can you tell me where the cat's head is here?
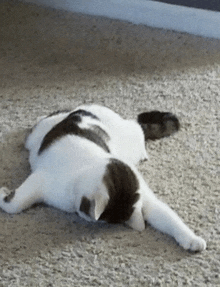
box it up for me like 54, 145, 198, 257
78, 158, 145, 231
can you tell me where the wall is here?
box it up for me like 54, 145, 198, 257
154, 0, 220, 12
21, 0, 220, 39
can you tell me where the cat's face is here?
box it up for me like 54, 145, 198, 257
78, 158, 146, 231
99, 158, 140, 224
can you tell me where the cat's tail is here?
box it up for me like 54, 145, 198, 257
137, 111, 180, 140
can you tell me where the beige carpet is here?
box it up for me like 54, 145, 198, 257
0, 1, 220, 286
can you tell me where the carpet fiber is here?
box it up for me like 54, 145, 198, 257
0, 1, 220, 286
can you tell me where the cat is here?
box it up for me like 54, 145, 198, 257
0, 104, 206, 251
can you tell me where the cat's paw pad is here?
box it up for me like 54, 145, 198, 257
181, 235, 206, 252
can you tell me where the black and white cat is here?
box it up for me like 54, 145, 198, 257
0, 104, 206, 251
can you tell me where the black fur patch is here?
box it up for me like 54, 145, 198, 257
38, 111, 110, 154
138, 111, 180, 140
47, 109, 99, 120
90, 124, 110, 144
80, 196, 91, 216
4, 190, 16, 203
47, 109, 71, 117
71, 109, 99, 120
99, 158, 140, 224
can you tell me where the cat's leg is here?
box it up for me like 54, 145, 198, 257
0, 172, 44, 214
137, 111, 180, 140
143, 196, 206, 251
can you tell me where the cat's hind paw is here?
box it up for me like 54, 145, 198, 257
181, 235, 206, 252
137, 111, 180, 140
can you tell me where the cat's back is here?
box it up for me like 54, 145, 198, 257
76, 104, 147, 164
25, 104, 120, 157
26, 107, 111, 170
26, 104, 147, 170
25, 111, 70, 155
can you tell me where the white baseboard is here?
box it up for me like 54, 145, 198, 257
22, 0, 220, 39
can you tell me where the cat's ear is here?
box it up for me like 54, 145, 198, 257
126, 207, 145, 231
89, 191, 109, 221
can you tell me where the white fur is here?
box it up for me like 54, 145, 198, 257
0, 104, 206, 251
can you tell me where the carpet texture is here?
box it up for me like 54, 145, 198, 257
0, 1, 220, 286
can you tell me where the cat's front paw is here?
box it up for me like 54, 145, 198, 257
180, 234, 206, 252
0, 187, 9, 197
0, 187, 14, 202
